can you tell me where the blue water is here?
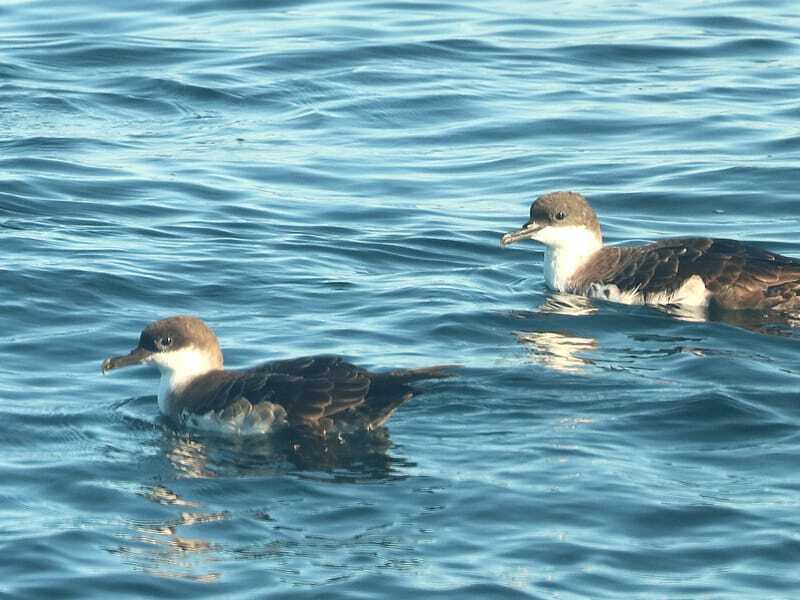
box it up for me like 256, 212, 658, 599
3, 0, 800, 597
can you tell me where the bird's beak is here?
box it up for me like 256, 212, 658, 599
101, 346, 153, 375
500, 221, 544, 247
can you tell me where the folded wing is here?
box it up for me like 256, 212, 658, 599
580, 238, 800, 310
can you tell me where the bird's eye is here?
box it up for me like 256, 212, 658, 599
555, 211, 567, 221
158, 336, 173, 349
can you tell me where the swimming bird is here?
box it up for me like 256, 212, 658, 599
501, 191, 800, 312
101, 316, 451, 437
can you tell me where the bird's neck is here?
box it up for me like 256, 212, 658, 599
543, 228, 603, 291
155, 347, 223, 415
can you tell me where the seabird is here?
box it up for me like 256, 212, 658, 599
501, 191, 800, 311
102, 316, 452, 437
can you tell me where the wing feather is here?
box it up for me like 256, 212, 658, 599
181, 355, 372, 433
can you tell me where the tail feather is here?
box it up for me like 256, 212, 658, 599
347, 365, 457, 430
371, 364, 458, 385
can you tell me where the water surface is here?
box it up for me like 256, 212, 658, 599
2, 1, 800, 598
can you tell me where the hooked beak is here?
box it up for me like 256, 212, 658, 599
101, 346, 153, 375
500, 221, 544, 247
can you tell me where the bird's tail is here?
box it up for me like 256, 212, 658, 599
354, 364, 457, 429
371, 364, 458, 385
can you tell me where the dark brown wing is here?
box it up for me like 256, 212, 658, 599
703, 239, 800, 310
183, 356, 371, 432
577, 238, 800, 309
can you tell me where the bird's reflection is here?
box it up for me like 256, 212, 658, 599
537, 291, 800, 336
109, 483, 225, 582
515, 330, 598, 373
516, 291, 800, 381
109, 423, 410, 581
708, 305, 800, 335
514, 293, 600, 373
160, 425, 405, 480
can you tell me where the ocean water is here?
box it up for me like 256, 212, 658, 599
2, 0, 800, 597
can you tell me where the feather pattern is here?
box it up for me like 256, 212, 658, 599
174, 355, 449, 435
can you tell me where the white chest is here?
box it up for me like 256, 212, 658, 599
153, 346, 219, 416
157, 372, 187, 415
536, 225, 603, 292
543, 245, 591, 292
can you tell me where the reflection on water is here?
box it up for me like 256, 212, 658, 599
161, 431, 295, 479
538, 291, 800, 336
109, 426, 410, 582
109, 484, 225, 582
644, 302, 800, 335
709, 306, 800, 336
160, 427, 404, 480
516, 330, 598, 374
516, 293, 600, 373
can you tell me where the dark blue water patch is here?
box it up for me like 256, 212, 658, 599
106, 76, 245, 105
559, 43, 706, 66
246, 38, 505, 79
10, 92, 84, 119
337, 92, 486, 129
611, 391, 798, 444
593, 188, 800, 223
333, 65, 437, 90
81, 89, 189, 118
775, 104, 800, 119
0, 136, 128, 155
228, 164, 356, 191
0, 62, 26, 81
0, 157, 122, 178
657, 165, 800, 198
10, 569, 225, 600
425, 37, 508, 57
716, 37, 797, 55
674, 14, 789, 32
756, 134, 800, 154
555, 37, 795, 69
702, 83, 800, 102
173, 0, 314, 16
372, 115, 676, 148
13, 37, 218, 70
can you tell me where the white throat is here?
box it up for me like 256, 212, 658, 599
536, 225, 602, 291
152, 346, 218, 415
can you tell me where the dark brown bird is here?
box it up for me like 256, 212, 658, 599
102, 316, 452, 437
501, 191, 800, 312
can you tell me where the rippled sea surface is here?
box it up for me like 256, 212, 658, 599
3, 1, 800, 597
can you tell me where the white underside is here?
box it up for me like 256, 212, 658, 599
181, 400, 288, 435
585, 274, 710, 307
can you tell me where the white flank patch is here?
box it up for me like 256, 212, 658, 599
182, 401, 288, 435
588, 274, 710, 307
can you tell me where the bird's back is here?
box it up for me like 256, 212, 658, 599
176, 355, 452, 436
